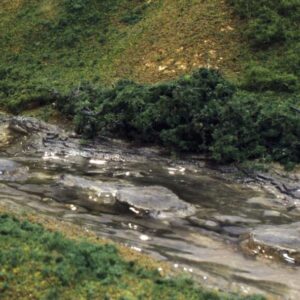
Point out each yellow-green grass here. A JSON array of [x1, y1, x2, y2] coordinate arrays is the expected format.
[[0, 205, 264, 300], [0, 0, 243, 111]]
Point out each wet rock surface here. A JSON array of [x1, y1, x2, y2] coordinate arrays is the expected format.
[[241, 222, 300, 265], [116, 186, 195, 218], [0, 158, 29, 181], [0, 115, 300, 299], [213, 215, 261, 226], [188, 217, 221, 232], [251, 171, 300, 210]]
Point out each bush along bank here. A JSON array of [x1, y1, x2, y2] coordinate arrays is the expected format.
[[54, 68, 300, 166]]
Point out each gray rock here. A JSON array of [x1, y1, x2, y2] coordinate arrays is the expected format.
[[247, 196, 281, 208], [59, 175, 118, 206], [213, 215, 260, 226], [263, 210, 281, 218], [0, 159, 29, 181], [241, 222, 300, 264], [291, 189, 300, 199], [60, 176, 195, 219], [116, 186, 195, 219], [222, 226, 250, 237], [0, 159, 20, 173], [188, 216, 220, 231], [8, 116, 57, 134]]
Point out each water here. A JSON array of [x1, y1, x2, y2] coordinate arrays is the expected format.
[[0, 116, 299, 299]]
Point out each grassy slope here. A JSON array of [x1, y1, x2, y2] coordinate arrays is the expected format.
[[0, 0, 299, 110], [0, 213, 264, 300], [0, 0, 242, 111]]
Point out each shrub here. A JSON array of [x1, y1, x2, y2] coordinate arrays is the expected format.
[[246, 9, 286, 47], [62, 69, 235, 151], [210, 93, 300, 163], [242, 65, 298, 92], [121, 4, 149, 25], [228, 0, 300, 47], [55, 68, 300, 164]]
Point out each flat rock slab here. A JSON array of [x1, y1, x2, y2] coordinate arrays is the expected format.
[[59, 175, 118, 206], [222, 226, 250, 237], [213, 215, 260, 226], [241, 222, 300, 265], [0, 159, 20, 172], [246, 197, 282, 209], [0, 159, 29, 181], [188, 216, 221, 232], [116, 186, 195, 219], [60, 176, 195, 219]]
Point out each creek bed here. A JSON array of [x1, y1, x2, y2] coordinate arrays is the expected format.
[[0, 115, 299, 299]]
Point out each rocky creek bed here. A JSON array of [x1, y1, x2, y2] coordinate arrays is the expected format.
[[0, 114, 299, 299]]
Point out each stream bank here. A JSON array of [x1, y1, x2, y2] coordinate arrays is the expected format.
[[0, 115, 299, 299]]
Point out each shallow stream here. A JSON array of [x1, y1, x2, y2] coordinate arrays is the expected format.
[[0, 115, 299, 299]]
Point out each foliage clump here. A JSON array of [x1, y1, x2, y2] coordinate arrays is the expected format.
[[228, 0, 300, 93], [228, 0, 300, 47], [55, 68, 300, 165]]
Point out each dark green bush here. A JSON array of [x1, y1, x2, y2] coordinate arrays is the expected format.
[[242, 65, 298, 92], [121, 4, 149, 25], [246, 9, 286, 47], [57, 69, 235, 151], [210, 93, 300, 163], [55, 68, 300, 164], [228, 0, 300, 96], [228, 0, 300, 20], [228, 0, 300, 47]]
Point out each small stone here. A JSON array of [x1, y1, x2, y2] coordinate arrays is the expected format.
[[213, 215, 260, 226], [247, 197, 279, 208], [222, 226, 250, 237], [263, 210, 281, 218], [188, 217, 220, 231]]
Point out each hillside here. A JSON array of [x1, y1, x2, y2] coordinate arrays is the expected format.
[[0, 0, 299, 165], [0, 0, 242, 109]]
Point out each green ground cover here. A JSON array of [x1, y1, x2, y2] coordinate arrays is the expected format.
[[0, 214, 264, 300], [228, 0, 300, 93], [0, 0, 241, 112]]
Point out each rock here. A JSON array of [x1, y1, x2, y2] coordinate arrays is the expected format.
[[247, 197, 281, 208], [222, 226, 250, 237], [0, 159, 29, 181], [113, 170, 145, 178], [213, 215, 260, 226], [116, 186, 195, 219], [263, 210, 281, 218], [59, 175, 118, 206], [291, 189, 300, 199], [0, 159, 20, 173], [188, 216, 220, 231], [0, 124, 13, 148], [255, 171, 300, 201], [8, 116, 57, 134], [241, 222, 300, 265]]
